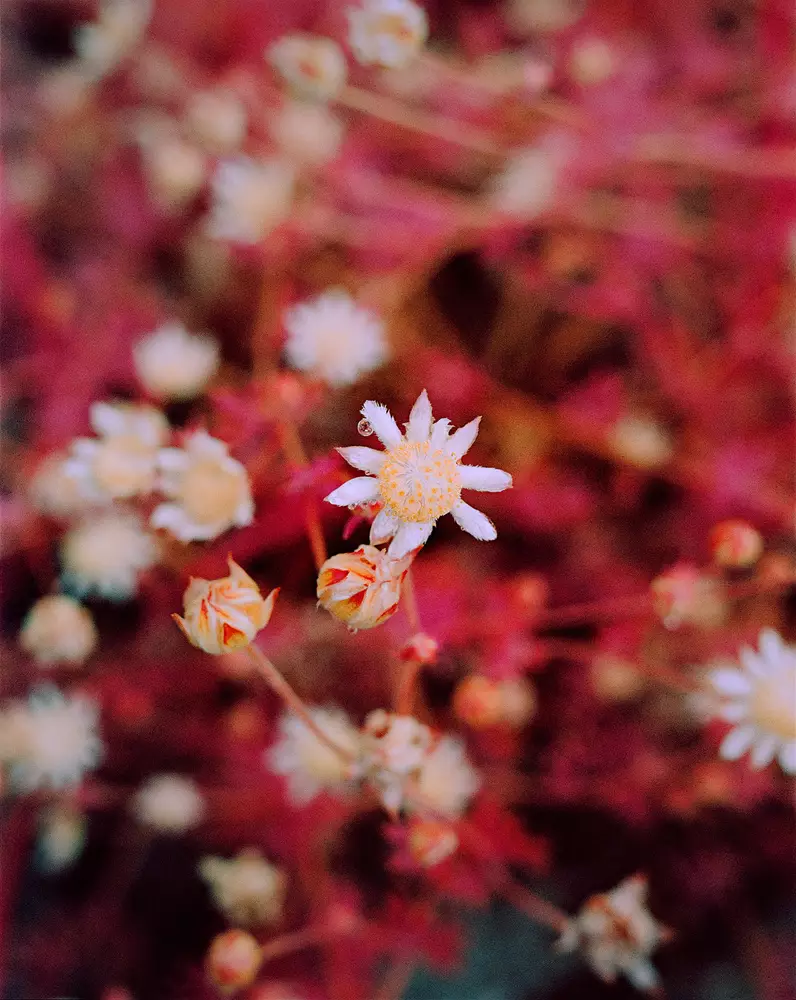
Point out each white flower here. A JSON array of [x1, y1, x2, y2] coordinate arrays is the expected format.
[[702, 629, 796, 776], [199, 849, 287, 927], [187, 89, 248, 154], [347, 0, 428, 70], [29, 453, 93, 519], [558, 876, 667, 992], [132, 773, 205, 833], [361, 710, 432, 813], [207, 157, 295, 245], [37, 804, 87, 873], [414, 735, 480, 819], [133, 321, 220, 401], [63, 401, 168, 503], [490, 145, 561, 220], [609, 416, 673, 470], [569, 37, 617, 86], [75, 0, 152, 78], [60, 512, 158, 601], [19, 595, 98, 667], [325, 390, 512, 559], [139, 128, 207, 212], [283, 289, 389, 387], [270, 100, 344, 168], [267, 34, 347, 102], [7, 685, 102, 792], [151, 432, 254, 542], [267, 706, 361, 805]]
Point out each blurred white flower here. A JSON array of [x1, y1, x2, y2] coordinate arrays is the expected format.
[[30, 453, 91, 519], [7, 685, 102, 792], [270, 100, 344, 168], [75, 0, 152, 78], [326, 390, 512, 559], [207, 157, 295, 245], [267, 34, 347, 102], [139, 127, 207, 212], [490, 145, 561, 220], [505, 0, 585, 35], [60, 512, 158, 601], [267, 706, 361, 805], [133, 321, 219, 401], [187, 89, 248, 154], [151, 431, 254, 542], [283, 289, 389, 387], [199, 849, 287, 927], [609, 415, 673, 470], [701, 629, 796, 775], [558, 876, 667, 991], [64, 401, 168, 503], [414, 735, 480, 819], [132, 773, 205, 833], [37, 804, 87, 873], [19, 594, 98, 667], [569, 37, 617, 86], [362, 710, 432, 813], [347, 0, 428, 70]]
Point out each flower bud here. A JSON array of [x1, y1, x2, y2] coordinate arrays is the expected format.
[[709, 520, 763, 569], [317, 545, 411, 630], [206, 929, 262, 995], [453, 676, 504, 729], [407, 818, 459, 868], [399, 632, 438, 664], [651, 563, 725, 630], [174, 557, 278, 655]]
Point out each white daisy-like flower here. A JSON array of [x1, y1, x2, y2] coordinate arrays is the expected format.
[[325, 390, 513, 559], [8, 685, 103, 792], [19, 595, 98, 667], [133, 321, 220, 401], [207, 156, 295, 245], [557, 876, 667, 992], [414, 735, 480, 819], [29, 453, 90, 519], [267, 34, 347, 102], [361, 710, 432, 813], [63, 401, 168, 503], [187, 89, 248, 154], [489, 145, 562, 220], [60, 512, 158, 601], [199, 849, 287, 927], [151, 431, 254, 543], [283, 289, 389, 387], [267, 706, 361, 805], [75, 0, 152, 78], [347, 0, 428, 70], [702, 629, 796, 776], [132, 773, 206, 833], [270, 100, 344, 168]]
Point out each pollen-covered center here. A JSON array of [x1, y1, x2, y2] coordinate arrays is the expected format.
[[750, 668, 796, 740], [378, 440, 461, 522]]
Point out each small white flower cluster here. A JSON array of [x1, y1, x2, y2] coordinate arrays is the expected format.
[[199, 849, 287, 927]]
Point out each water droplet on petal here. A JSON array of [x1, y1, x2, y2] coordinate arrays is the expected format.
[[357, 418, 374, 436]]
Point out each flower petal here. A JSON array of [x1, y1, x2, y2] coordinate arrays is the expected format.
[[708, 668, 752, 697], [719, 724, 756, 760], [778, 740, 796, 776], [361, 400, 402, 449], [405, 389, 433, 442], [90, 402, 126, 437], [388, 521, 434, 559], [370, 508, 400, 544], [430, 418, 451, 448], [459, 465, 513, 493], [749, 734, 778, 770], [446, 416, 481, 458], [758, 628, 785, 666], [336, 446, 386, 474], [450, 500, 496, 541], [325, 476, 380, 507]]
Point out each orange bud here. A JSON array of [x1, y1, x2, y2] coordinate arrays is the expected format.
[[206, 929, 262, 995], [317, 544, 411, 630]]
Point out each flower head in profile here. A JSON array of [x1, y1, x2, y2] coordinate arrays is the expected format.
[[700, 629, 796, 775], [60, 512, 158, 601], [20, 595, 98, 667], [207, 157, 295, 245], [317, 544, 412, 630], [173, 557, 278, 655], [64, 401, 168, 502], [283, 289, 389, 387], [132, 773, 206, 833], [133, 321, 219, 401], [557, 875, 668, 992], [152, 432, 254, 542], [267, 706, 361, 804], [199, 849, 287, 927], [325, 391, 512, 559], [347, 0, 428, 70], [267, 34, 347, 102]]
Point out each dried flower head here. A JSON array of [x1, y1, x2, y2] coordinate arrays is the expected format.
[[283, 289, 389, 387], [200, 849, 287, 927], [60, 512, 158, 601], [317, 544, 411, 630], [173, 557, 278, 655], [133, 321, 220, 401], [267, 34, 347, 101], [267, 706, 361, 804], [347, 0, 429, 70], [326, 390, 512, 559], [20, 595, 98, 667], [132, 773, 206, 833], [207, 157, 295, 244], [709, 520, 763, 569], [206, 929, 263, 996], [152, 432, 254, 542]]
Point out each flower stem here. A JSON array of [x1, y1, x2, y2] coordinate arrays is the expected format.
[[277, 418, 328, 571]]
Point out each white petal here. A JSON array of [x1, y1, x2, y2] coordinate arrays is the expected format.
[[777, 740, 796, 775], [758, 628, 785, 666], [709, 669, 753, 697], [187, 432, 229, 459], [625, 959, 660, 992], [361, 400, 402, 450], [430, 418, 451, 448], [370, 508, 400, 545], [717, 701, 749, 724], [459, 465, 513, 493], [739, 647, 766, 677], [450, 500, 496, 541], [388, 521, 434, 559], [749, 734, 779, 770], [90, 402, 126, 437], [157, 448, 191, 473], [446, 416, 481, 458], [719, 725, 756, 761], [71, 438, 99, 460], [336, 446, 385, 474], [405, 389, 433, 442], [324, 476, 380, 507]]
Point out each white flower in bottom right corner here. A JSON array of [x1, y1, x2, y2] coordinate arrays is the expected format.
[[701, 628, 796, 776]]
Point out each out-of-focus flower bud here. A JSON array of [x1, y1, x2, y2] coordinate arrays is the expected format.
[[399, 632, 438, 663], [20, 595, 97, 667], [453, 676, 504, 728], [650, 563, 726, 630], [317, 545, 411, 630], [407, 818, 459, 867], [267, 35, 347, 102], [591, 654, 646, 703], [497, 678, 537, 727], [206, 929, 262, 995], [347, 0, 428, 70], [173, 557, 278, 655], [709, 520, 763, 569]]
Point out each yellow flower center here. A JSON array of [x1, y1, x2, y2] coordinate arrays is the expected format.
[[750, 668, 796, 740], [93, 435, 154, 494], [180, 459, 243, 526], [378, 440, 461, 523]]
